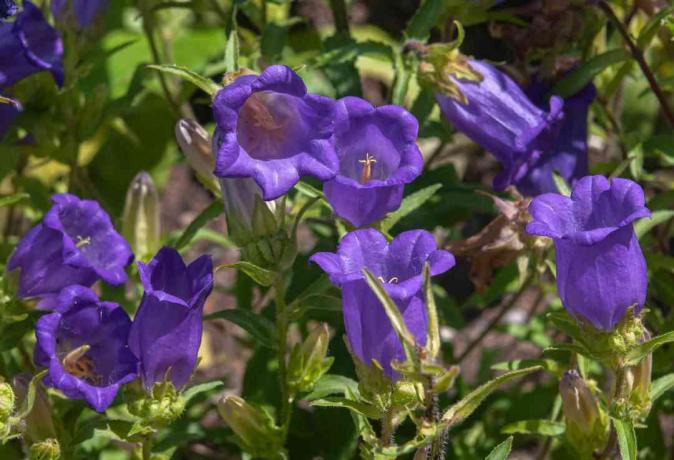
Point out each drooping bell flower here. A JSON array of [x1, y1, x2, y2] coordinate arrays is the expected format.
[[323, 97, 423, 227], [1, 0, 17, 20], [310, 229, 455, 378], [7, 193, 133, 303], [516, 81, 596, 196], [213, 65, 338, 200], [434, 59, 564, 191], [0, 1, 64, 88], [527, 175, 650, 331], [51, 0, 108, 29], [33, 285, 138, 412], [128, 247, 213, 389]]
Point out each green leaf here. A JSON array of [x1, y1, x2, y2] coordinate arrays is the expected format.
[[492, 359, 563, 378], [637, 6, 673, 48], [380, 184, 442, 232], [551, 49, 629, 98], [304, 374, 360, 402], [288, 275, 338, 319], [485, 436, 513, 460], [310, 397, 381, 419], [0, 193, 29, 207], [183, 381, 225, 404], [628, 143, 644, 180], [171, 200, 224, 251], [362, 268, 417, 363], [552, 171, 571, 196], [423, 263, 440, 359], [204, 308, 278, 349], [146, 64, 221, 96], [16, 370, 47, 419], [650, 373, 674, 402], [635, 210, 674, 239], [442, 366, 541, 427], [307, 40, 394, 69], [224, 28, 240, 73], [218, 261, 276, 286], [625, 330, 674, 366], [405, 0, 444, 41], [614, 418, 637, 460], [501, 419, 565, 437]]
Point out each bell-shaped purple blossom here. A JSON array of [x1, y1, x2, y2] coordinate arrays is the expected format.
[[128, 247, 213, 389], [1, 0, 17, 20], [51, 0, 108, 29], [527, 175, 651, 331], [435, 59, 564, 191], [33, 285, 138, 412], [0, 1, 63, 88], [516, 81, 596, 196], [8, 193, 133, 303], [310, 229, 455, 378], [323, 97, 423, 227], [213, 65, 338, 200]]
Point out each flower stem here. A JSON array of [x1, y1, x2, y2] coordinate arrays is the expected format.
[[274, 278, 293, 439], [380, 408, 395, 447], [597, 366, 626, 459], [142, 436, 153, 460], [329, 0, 350, 37], [597, 0, 674, 127]]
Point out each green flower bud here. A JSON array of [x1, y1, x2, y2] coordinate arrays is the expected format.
[[0, 382, 14, 439], [122, 171, 161, 260], [217, 395, 285, 459], [13, 374, 57, 443], [28, 439, 60, 460], [288, 324, 333, 393], [559, 370, 608, 457], [624, 330, 652, 420], [127, 381, 185, 428], [175, 119, 221, 194]]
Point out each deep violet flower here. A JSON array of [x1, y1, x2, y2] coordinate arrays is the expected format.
[[8, 193, 133, 303], [33, 285, 138, 412], [128, 247, 213, 389], [0, 1, 64, 88], [212, 65, 338, 200], [517, 81, 596, 196], [51, 0, 108, 29], [323, 97, 423, 227], [435, 59, 564, 191], [310, 229, 455, 378], [527, 175, 651, 331], [1, 0, 17, 20]]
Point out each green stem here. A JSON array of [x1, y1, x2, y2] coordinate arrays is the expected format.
[[275, 278, 293, 438], [597, 367, 626, 459], [380, 408, 395, 447], [329, 0, 350, 37], [142, 436, 153, 460]]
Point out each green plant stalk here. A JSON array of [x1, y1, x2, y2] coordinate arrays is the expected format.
[[329, 0, 350, 36], [142, 436, 153, 460], [380, 408, 395, 448], [597, 367, 626, 459], [275, 278, 294, 439]]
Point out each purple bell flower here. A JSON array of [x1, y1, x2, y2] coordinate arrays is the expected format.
[[435, 60, 564, 191], [1, 0, 17, 20], [310, 229, 455, 378], [517, 81, 596, 196], [323, 97, 423, 227], [0, 1, 63, 88], [8, 193, 133, 303], [34, 285, 138, 412], [213, 65, 338, 200], [527, 175, 651, 331], [51, 0, 108, 29], [128, 247, 213, 389]]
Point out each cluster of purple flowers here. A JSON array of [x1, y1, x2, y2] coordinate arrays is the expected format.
[[0, 0, 107, 138], [11, 194, 213, 412]]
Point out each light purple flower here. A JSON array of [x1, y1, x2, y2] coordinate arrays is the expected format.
[[0, 1, 63, 88], [435, 59, 564, 191], [51, 0, 108, 29], [527, 175, 651, 331], [310, 229, 455, 378], [323, 97, 423, 227], [213, 65, 338, 200], [128, 247, 213, 389], [34, 285, 138, 412], [517, 81, 596, 196], [8, 193, 133, 302]]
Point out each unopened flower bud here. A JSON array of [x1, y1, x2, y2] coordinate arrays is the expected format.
[[175, 119, 220, 193], [127, 381, 185, 428], [28, 438, 60, 460], [0, 382, 14, 438], [288, 324, 333, 393], [122, 171, 161, 259], [625, 330, 652, 419], [217, 395, 284, 458], [559, 370, 608, 456], [12, 374, 57, 443]]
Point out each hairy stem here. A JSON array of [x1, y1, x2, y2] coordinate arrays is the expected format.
[[275, 278, 293, 439], [598, 0, 674, 127], [597, 367, 626, 459]]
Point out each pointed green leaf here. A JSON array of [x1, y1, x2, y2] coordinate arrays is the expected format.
[[442, 366, 541, 427], [0, 193, 29, 207], [380, 184, 442, 232], [485, 436, 513, 460], [183, 381, 226, 404], [635, 210, 674, 239], [650, 372, 674, 402], [218, 261, 276, 286], [614, 418, 637, 460], [625, 330, 674, 366], [405, 0, 444, 41], [492, 359, 563, 378], [552, 171, 571, 196], [310, 397, 382, 419], [204, 308, 278, 349], [304, 374, 360, 401], [16, 370, 47, 419], [147, 64, 221, 96], [224, 29, 239, 73], [551, 49, 629, 98], [423, 263, 440, 359], [172, 200, 225, 250], [637, 6, 673, 47], [501, 419, 565, 437]]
